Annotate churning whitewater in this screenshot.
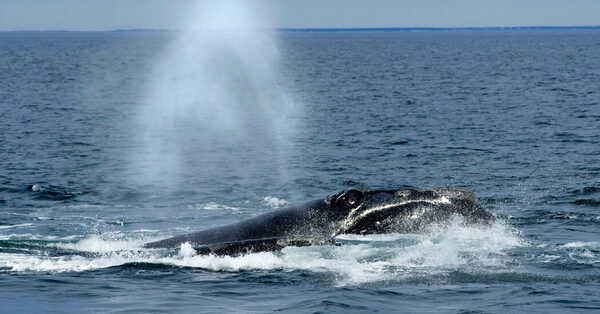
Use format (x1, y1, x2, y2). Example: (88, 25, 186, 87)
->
(0, 214, 524, 286)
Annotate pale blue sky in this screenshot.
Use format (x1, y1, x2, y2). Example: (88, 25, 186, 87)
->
(0, 0, 599, 31)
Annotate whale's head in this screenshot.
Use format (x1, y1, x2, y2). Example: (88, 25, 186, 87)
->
(325, 187, 493, 235)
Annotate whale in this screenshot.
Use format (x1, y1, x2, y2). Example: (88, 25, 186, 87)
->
(145, 187, 494, 255)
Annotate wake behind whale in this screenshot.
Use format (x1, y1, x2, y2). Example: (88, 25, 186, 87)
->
(145, 187, 494, 255)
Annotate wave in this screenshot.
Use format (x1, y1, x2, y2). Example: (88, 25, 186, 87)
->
(0, 218, 527, 286)
(571, 199, 600, 206)
(0, 223, 33, 230)
(26, 184, 82, 201)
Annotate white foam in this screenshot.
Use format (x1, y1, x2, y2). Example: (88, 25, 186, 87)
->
(580, 251, 595, 258)
(556, 241, 600, 264)
(195, 202, 241, 211)
(262, 196, 289, 208)
(131, 229, 160, 233)
(391, 218, 523, 269)
(30, 184, 45, 192)
(52, 235, 146, 253)
(178, 242, 197, 257)
(49, 231, 166, 253)
(0, 233, 80, 241)
(1, 218, 525, 286)
(539, 254, 561, 263)
(560, 241, 600, 249)
(0, 223, 33, 230)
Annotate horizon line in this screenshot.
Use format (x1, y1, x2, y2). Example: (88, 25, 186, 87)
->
(279, 25, 600, 32)
(1, 25, 600, 33)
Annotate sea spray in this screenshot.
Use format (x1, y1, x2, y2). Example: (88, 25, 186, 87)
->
(132, 1, 298, 193)
(2, 220, 525, 286)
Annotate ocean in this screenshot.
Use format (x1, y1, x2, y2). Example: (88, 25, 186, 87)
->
(1, 30, 599, 312)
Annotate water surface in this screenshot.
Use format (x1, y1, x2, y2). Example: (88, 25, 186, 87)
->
(1, 30, 600, 312)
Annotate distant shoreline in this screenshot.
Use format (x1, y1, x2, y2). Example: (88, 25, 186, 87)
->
(1, 26, 599, 33)
(279, 26, 600, 32)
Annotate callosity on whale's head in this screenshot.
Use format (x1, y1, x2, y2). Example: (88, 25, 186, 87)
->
(325, 187, 494, 235)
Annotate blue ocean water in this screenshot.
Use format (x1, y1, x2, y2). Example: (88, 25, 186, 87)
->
(1, 30, 600, 312)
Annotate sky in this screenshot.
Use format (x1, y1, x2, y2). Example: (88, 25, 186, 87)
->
(0, 0, 599, 31)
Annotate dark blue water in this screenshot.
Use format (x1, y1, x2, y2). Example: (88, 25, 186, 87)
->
(1, 30, 600, 312)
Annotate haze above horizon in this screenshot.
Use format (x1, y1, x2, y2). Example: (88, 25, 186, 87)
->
(1, 0, 599, 31)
